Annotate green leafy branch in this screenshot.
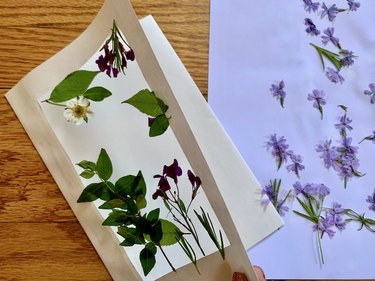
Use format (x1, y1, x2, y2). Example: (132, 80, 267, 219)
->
(345, 209, 375, 233)
(76, 149, 181, 276)
(310, 43, 343, 71)
(123, 89, 170, 137)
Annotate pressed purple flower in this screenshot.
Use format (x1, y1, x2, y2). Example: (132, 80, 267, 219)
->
(364, 83, 375, 104)
(366, 191, 375, 211)
(270, 80, 286, 108)
(276, 200, 289, 217)
(293, 181, 315, 197)
(286, 154, 305, 178)
(333, 215, 347, 231)
(163, 159, 182, 184)
(261, 183, 276, 200)
(152, 175, 171, 200)
(265, 134, 290, 169)
(340, 50, 355, 67)
(314, 183, 331, 197)
(304, 18, 320, 36)
(313, 216, 336, 238)
(187, 169, 201, 200)
(303, 0, 320, 13)
(321, 27, 340, 47)
(329, 202, 345, 215)
(316, 140, 340, 169)
(338, 137, 358, 155)
(326, 67, 344, 84)
(347, 0, 360, 11)
(359, 131, 375, 144)
(321, 3, 339, 21)
(334, 114, 353, 134)
(308, 89, 326, 119)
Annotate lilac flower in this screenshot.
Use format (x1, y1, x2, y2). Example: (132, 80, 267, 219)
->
(340, 50, 355, 67)
(347, 0, 360, 11)
(265, 134, 290, 169)
(313, 216, 336, 238)
(321, 27, 340, 47)
(270, 80, 286, 108)
(321, 3, 339, 21)
(363, 83, 375, 104)
(359, 131, 375, 144)
(326, 202, 346, 231)
(303, 0, 320, 13)
(293, 181, 316, 197)
(333, 215, 347, 231)
(316, 140, 340, 169)
(276, 200, 289, 217)
(314, 183, 331, 197)
(334, 114, 353, 135)
(326, 67, 344, 84)
(286, 154, 305, 178)
(187, 169, 201, 200)
(338, 137, 358, 155)
(261, 183, 276, 204)
(304, 18, 320, 36)
(329, 202, 345, 216)
(366, 191, 375, 211)
(308, 89, 326, 119)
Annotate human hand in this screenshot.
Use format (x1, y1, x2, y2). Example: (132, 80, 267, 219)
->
(232, 265, 266, 281)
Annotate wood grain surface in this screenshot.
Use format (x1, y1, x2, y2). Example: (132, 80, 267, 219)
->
(0, 1, 367, 281)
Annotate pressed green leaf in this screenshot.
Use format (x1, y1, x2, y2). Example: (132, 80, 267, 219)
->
(96, 148, 113, 181)
(77, 182, 106, 203)
(83, 86, 112, 101)
(146, 208, 160, 225)
(149, 220, 163, 244)
(49, 70, 100, 102)
(136, 194, 147, 210)
(158, 219, 181, 246)
(140, 246, 156, 276)
(80, 170, 95, 179)
(76, 160, 96, 170)
(134, 171, 146, 196)
(145, 242, 157, 255)
(115, 175, 136, 196)
(102, 210, 128, 226)
(99, 198, 127, 210)
(122, 89, 167, 117)
(118, 227, 145, 246)
(178, 198, 187, 213)
(149, 114, 169, 137)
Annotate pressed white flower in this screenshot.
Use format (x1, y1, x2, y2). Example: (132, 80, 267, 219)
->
(63, 96, 94, 125)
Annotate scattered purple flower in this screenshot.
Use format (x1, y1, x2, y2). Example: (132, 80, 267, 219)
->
(313, 215, 336, 238)
(304, 18, 320, 36)
(265, 134, 290, 169)
(366, 190, 375, 212)
(363, 83, 375, 104)
(334, 114, 353, 135)
(270, 80, 286, 108)
(326, 67, 344, 84)
(347, 0, 360, 11)
(308, 89, 326, 119)
(276, 200, 289, 217)
(321, 3, 339, 21)
(303, 0, 320, 13)
(286, 154, 305, 178)
(316, 140, 340, 169)
(321, 27, 340, 47)
(340, 49, 355, 67)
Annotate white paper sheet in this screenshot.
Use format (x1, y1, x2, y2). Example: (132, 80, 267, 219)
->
(37, 16, 282, 280)
(209, 0, 375, 279)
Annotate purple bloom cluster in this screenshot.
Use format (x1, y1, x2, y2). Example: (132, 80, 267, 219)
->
(321, 27, 340, 47)
(317, 110, 363, 187)
(303, 0, 320, 13)
(314, 202, 347, 238)
(326, 67, 345, 84)
(305, 18, 320, 36)
(307, 89, 326, 119)
(340, 50, 355, 67)
(321, 3, 339, 21)
(366, 190, 375, 212)
(266, 134, 305, 177)
(270, 80, 286, 108)
(364, 83, 375, 104)
(347, 0, 360, 11)
(261, 180, 290, 217)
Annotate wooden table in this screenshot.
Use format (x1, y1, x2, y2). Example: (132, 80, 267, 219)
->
(0, 1, 208, 280)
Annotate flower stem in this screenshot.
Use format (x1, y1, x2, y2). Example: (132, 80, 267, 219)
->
(158, 244, 176, 272)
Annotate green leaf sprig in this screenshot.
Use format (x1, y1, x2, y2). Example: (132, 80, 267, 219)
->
(76, 148, 181, 276)
(122, 89, 170, 137)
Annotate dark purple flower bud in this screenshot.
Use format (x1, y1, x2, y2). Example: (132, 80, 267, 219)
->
(152, 189, 168, 200)
(304, 18, 320, 36)
(187, 169, 202, 200)
(126, 49, 135, 61)
(95, 55, 109, 73)
(148, 117, 156, 127)
(347, 0, 360, 11)
(326, 67, 344, 84)
(163, 159, 182, 184)
(321, 3, 339, 22)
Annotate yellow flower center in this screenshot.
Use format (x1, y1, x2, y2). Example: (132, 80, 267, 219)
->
(72, 104, 87, 118)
